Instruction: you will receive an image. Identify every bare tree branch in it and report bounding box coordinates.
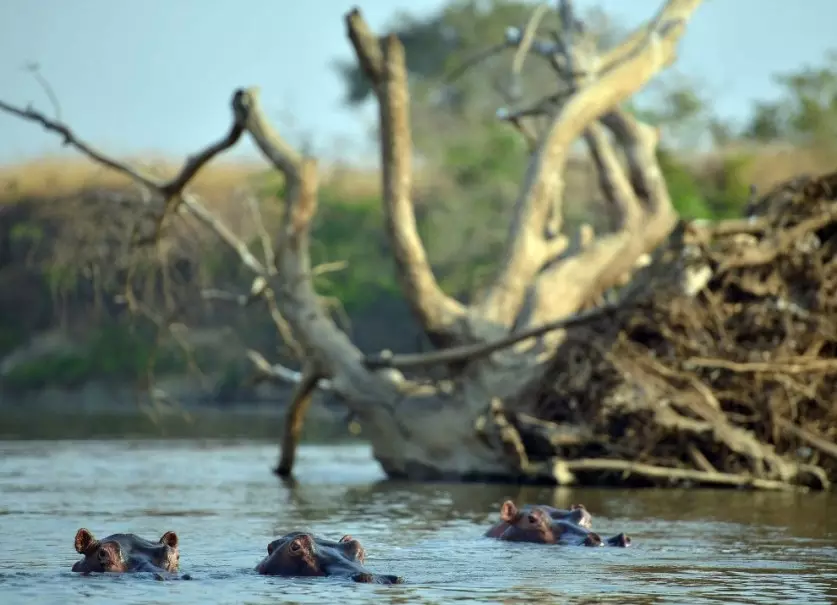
[179,192,267,275]
[346,13,468,346]
[509,3,552,101]
[364,289,637,370]
[23,62,62,121]
[0,95,266,276]
[234,88,376,393]
[244,191,277,273]
[476,0,700,328]
[583,123,643,229]
[275,361,324,477]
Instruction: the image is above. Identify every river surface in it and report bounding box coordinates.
[0,440,835,604]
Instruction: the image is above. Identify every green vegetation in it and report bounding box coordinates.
[2,323,187,391]
[311,188,401,310]
[4,0,837,393]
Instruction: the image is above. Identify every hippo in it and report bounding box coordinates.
[485,499,593,538]
[486,500,631,547]
[255,531,403,584]
[71,528,181,575]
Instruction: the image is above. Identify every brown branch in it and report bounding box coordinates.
[243,191,277,273]
[583,122,642,228]
[178,193,266,275]
[275,362,324,477]
[346,12,467,345]
[346,8,385,88]
[775,418,837,461]
[509,4,552,97]
[554,458,805,491]
[364,292,635,370]
[0,100,161,192]
[245,349,338,393]
[475,0,703,327]
[685,357,837,375]
[443,42,510,86]
[0,93,265,276]
[238,87,378,397]
[601,110,671,214]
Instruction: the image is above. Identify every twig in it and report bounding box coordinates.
[312,260,349,277]
[244,192,277,273]
[23,62,62,121]
[556,458,805,491]
[0,93,262,274]
[685,357,837,375]
[364,292,636,370]
[442,42,510,86]
[245,349,333,391]
[509,4,552,100]
[177,192,266,275]
[774,418,837,460]
[201,276,266,306]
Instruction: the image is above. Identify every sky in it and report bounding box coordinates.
[1,0,836,167]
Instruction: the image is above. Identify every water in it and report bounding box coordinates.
[0,440,835,604]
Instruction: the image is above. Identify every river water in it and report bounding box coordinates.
[0,439,834,604]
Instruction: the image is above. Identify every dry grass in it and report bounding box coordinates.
[1,144,836,211]
[0,156,260,204]
[685,142,837,193]
[0,155,431,206]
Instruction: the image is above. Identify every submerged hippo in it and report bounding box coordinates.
[255,532,403,584]
[72,528,181,575]
[485,500,593,538]
[486,500,631,547]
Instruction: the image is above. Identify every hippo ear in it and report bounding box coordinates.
[339,535,354,543]
[500,500,518,523]
[159,531,178,549]
[74,528,97,554]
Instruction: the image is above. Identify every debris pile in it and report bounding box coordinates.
[524,170,837,490]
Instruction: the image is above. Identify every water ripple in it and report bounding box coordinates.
[0,440,834,605]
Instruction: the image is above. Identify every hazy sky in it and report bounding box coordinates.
[1,0,836,166]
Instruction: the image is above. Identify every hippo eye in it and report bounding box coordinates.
[289,539,302,553]
[528,514,538,523]
[97,549,109,561]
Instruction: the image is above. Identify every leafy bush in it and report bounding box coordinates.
[1,323,187,391]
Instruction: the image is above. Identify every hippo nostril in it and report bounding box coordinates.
[351,572,375,583]
[381,574,404,585]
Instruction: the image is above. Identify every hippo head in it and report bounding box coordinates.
[255,532,402,584]
[498,501,556,543]
[71,528,180,573]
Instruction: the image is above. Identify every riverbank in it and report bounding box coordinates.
[0,378,354,441]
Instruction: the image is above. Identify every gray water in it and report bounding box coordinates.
[0,440,835,604]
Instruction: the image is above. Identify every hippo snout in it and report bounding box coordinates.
[606,532,632,547]
[351,572,404,584]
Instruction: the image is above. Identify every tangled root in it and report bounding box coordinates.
[505,170,837,490]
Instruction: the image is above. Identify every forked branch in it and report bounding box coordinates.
[0,94,265,276]
[346,9,467,347]
[475,0,702,328]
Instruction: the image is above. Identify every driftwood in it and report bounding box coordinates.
[516,172,837,491]
[10,1,830,491]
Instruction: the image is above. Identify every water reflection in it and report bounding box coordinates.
[0,440,834,605]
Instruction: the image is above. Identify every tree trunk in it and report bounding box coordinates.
[16,0,828,491]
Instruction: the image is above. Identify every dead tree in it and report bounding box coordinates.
[1,0,705,483]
